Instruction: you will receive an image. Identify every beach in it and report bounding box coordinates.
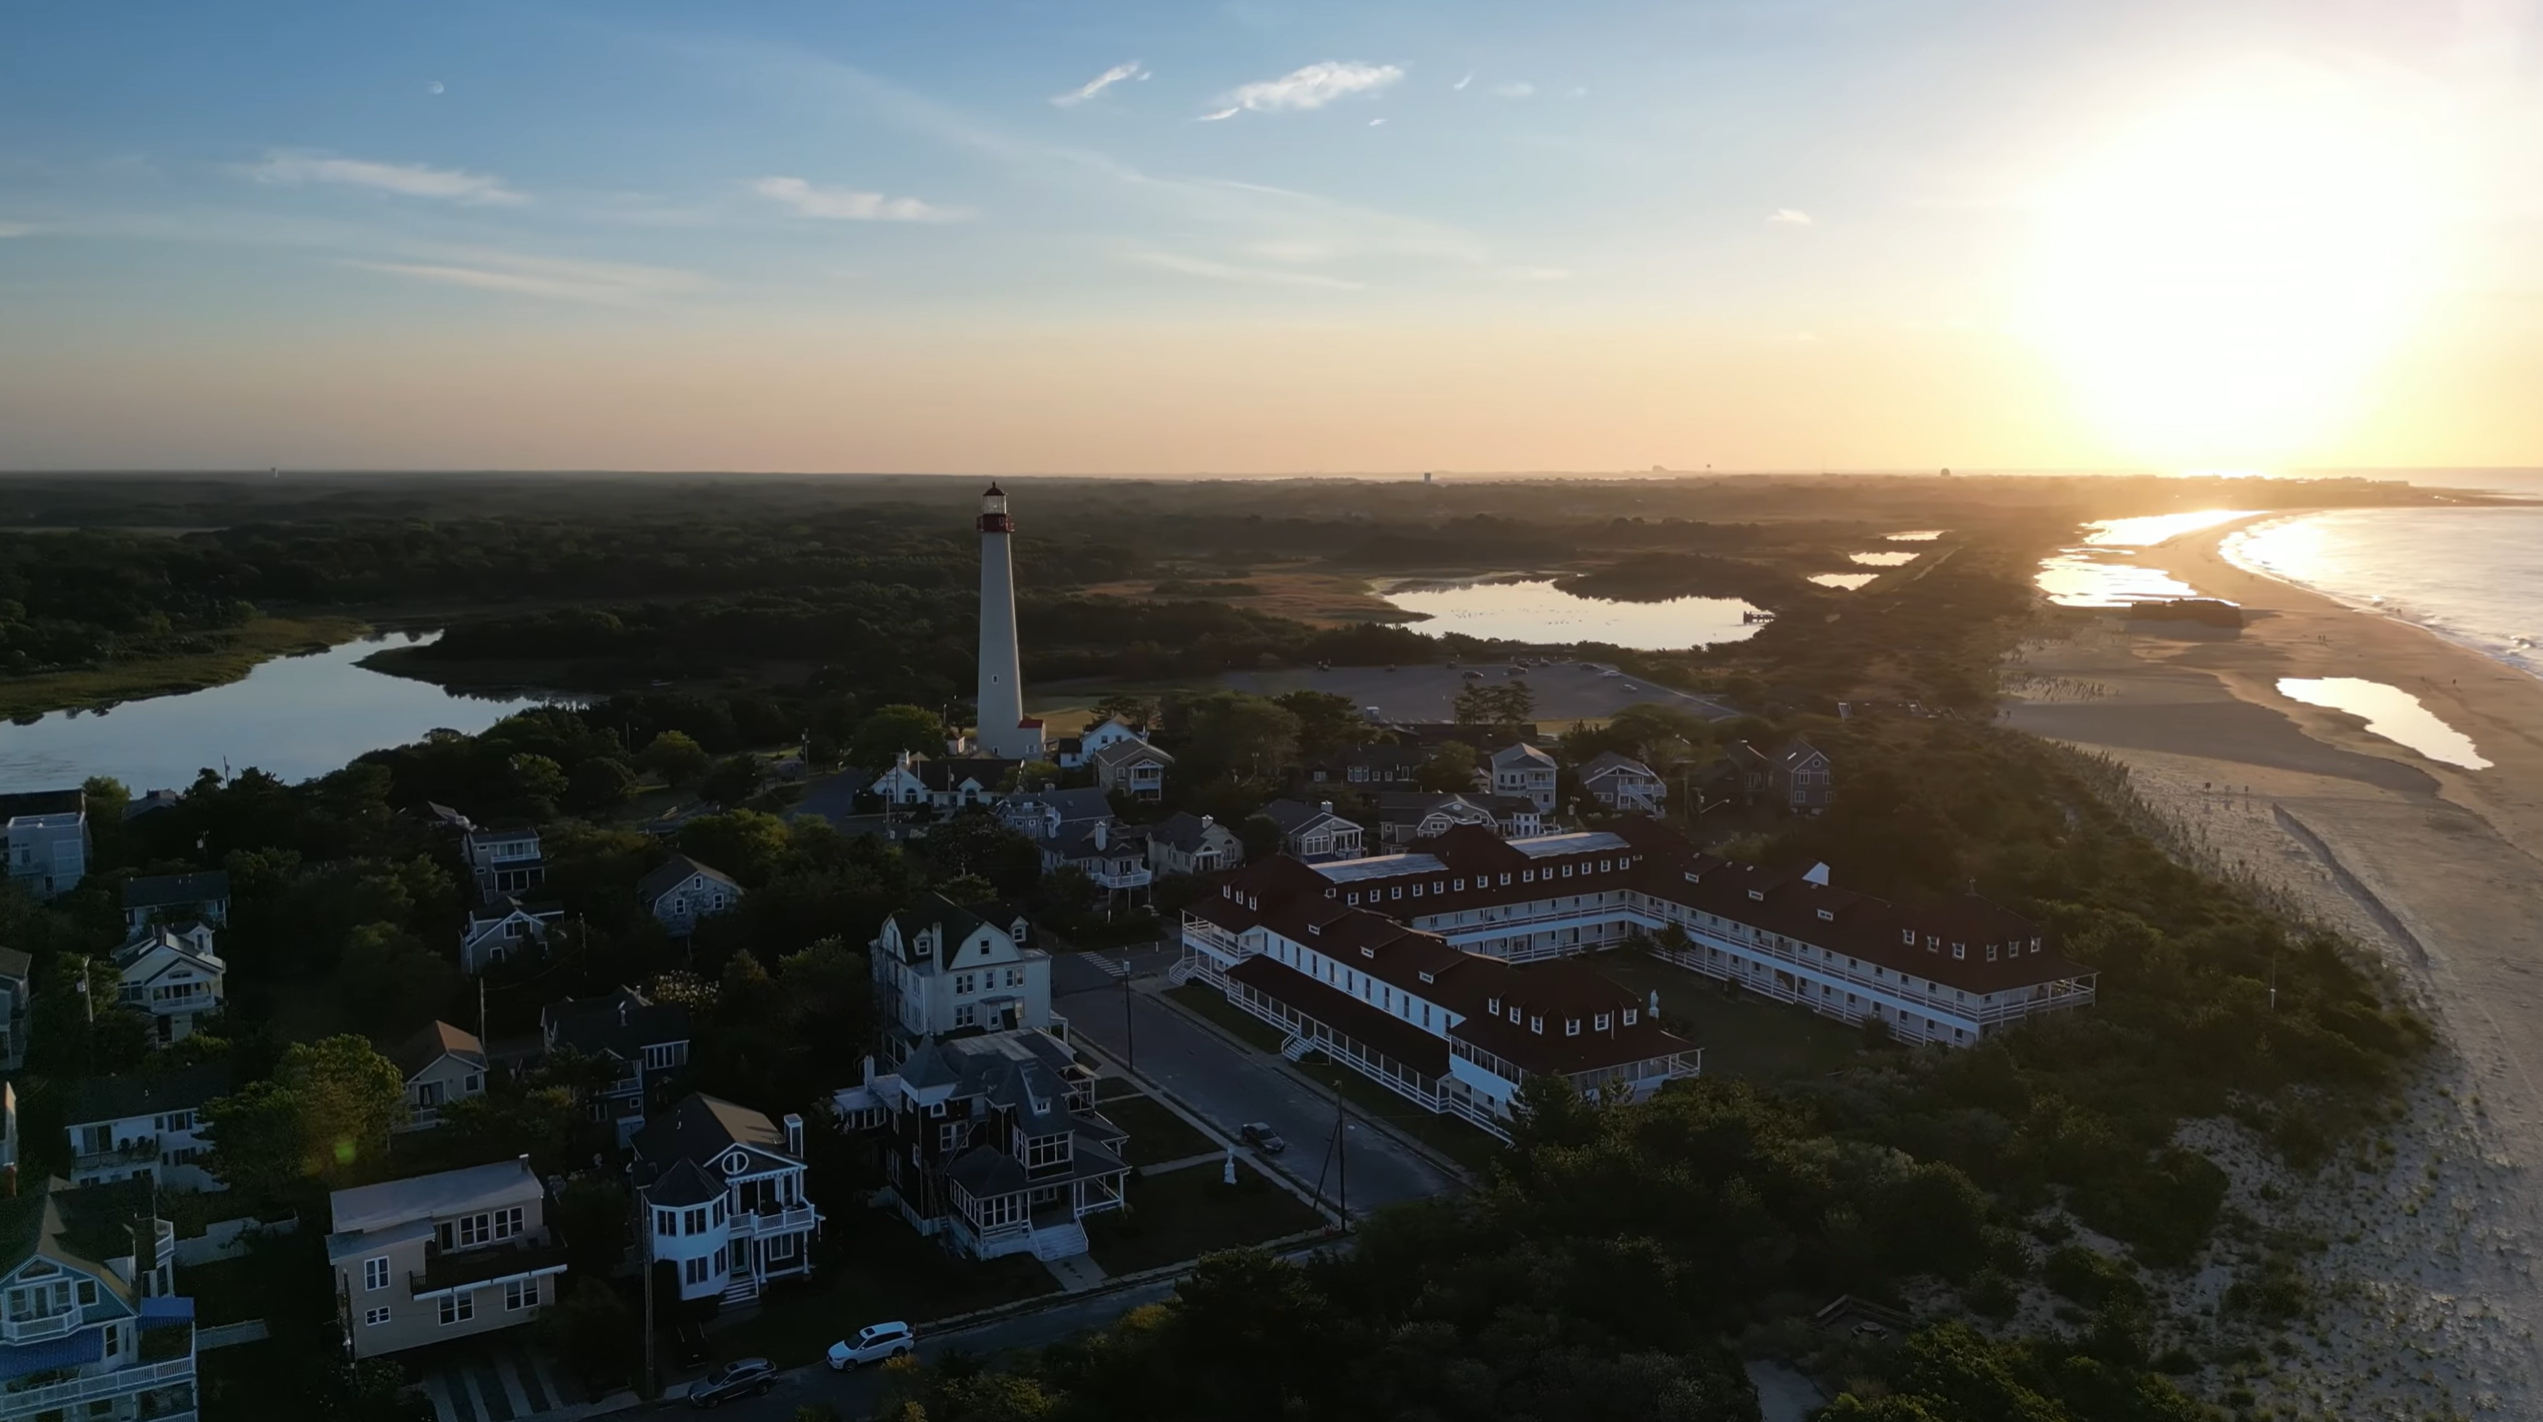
[2008,512,2543,1417]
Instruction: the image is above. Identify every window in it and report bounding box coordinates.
[1529,1015,1544,1034]
[684,1208,708,1235]
[643,1042,685,1072]
[1026,1133,1070,1169]
[1623,1008,1638,1025]
[656,1209,676,1238]
[465,1074,482,1093]
[938,1121,967,1153]
[953,1003,976,1028]
[493,1206,524,1240]
[1952,944,1966,960]
[365,1306,392,1327]
[440,1292,475,1326]
[506,1278,541,1311]
[363,1256,390,1292]
[955,973,977,995]
[684,1257,709,1286]
[1986,944,1999,962]
[1594,1012,1611,1031]
[713,1247,728,1277]
[1564,1018,1580,1036]
[77,1280,97,1306]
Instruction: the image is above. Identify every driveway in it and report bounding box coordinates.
[1052,953,1466,1216]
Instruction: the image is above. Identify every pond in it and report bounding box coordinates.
[1379,578,1766,651]
[2036,508,2254,607]
[1848,551,1919,567]
[2276,677,2491,770]
[1809,573,1880,590]
[0,633,565,795]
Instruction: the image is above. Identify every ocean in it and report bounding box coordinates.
[2221,472,2543,684]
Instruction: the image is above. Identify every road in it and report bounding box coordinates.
[686,1277,1181,1419]
[1050,949,1465,1215]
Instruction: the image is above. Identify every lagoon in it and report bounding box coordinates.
[1380,578,1765,651]
[0,634,560,795]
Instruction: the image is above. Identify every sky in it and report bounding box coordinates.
[3,0,2541,474]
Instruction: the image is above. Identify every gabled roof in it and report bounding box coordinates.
[1004,786,1113,826]
[463,825,541,849]
[1148,811,1228,852]
[329,1158,541,1238]
[1089,738,1174,769]
[542,986,690,1059]
[638,853,741,905]
[0,946,29,982]
[62,1063,232,1126]
[643,1157,724,1208]
[121,789,183,822]
[0,1176,157,1301]
[1048,821,1145,862]
[391,1021,487,1080]
[1489,743,1557,771]
[121,870,231,911]
[881,893,1008,965]
[883,757,1021,791]
[112,925,222,976]
[632,1092,791,1167]
[1578,751,1659,781]
[1260,799,1356,835]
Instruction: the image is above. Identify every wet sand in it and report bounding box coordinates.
[2008,513,2543,1417]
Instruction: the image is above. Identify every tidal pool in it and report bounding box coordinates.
[2276,677,2491,770]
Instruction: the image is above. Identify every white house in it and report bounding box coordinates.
[634,1095,820,1307]
[459,894,564,976]
[62,1063,230,1191]
[1578,752,1667,814]
[1488,744,1559,813]
[0,946,29,1072]
[2,788,88,899]
[871,752,1020,812]
[1375,792,1540,846]
[997,787,1114,842]
[872,894,1055,1051]
[327,1159,567,1360]
[1147,812,1242,878]
[463,827,546,896]
[638,855,743,936]
[113,923,226,1045]
[0,1172,192,1420]
[831,1029,1128,1263]
[1052,716,1147,770]
[119,871,231,937]
[392,1021,489,1132]
[1259,800,1366,861]
[1088,739,1173,801]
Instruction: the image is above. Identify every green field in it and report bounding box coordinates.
[0,615,369,720]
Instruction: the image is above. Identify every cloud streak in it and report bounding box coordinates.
[1053,61,1149,107]
[1134,251,1364,289]
[1769,208,1814,225]
[750,176,966,222]
[0,222,34,239]
[249,152,525,205]
[341,249,699,302]
[1491,82,1535,98]
[1200,61,1402,120]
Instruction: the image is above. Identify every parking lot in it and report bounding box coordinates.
[1225,660,1733,726]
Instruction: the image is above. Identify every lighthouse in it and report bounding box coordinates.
[973,484,1043,760]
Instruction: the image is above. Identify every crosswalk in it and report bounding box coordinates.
[420,1338,581,1422]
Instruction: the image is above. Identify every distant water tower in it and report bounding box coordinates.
[1422,471,1433,484]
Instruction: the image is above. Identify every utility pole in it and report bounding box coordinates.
[1120,961,1137,1072]
[478,975,487,1049]
[642,1208,657,1401]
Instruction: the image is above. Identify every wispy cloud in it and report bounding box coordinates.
[1491,82,1535,99]
[750,176,966,222]
[1134,251,1364,290]
[1769,208,1814,225]
[1052,61,1149,107]
[1453,72,1474,91]
[1200,61,1402,120]
[249,152,525,205]
[341,249,699,302]
[0,223,34,239]
[1504,266,1572,281]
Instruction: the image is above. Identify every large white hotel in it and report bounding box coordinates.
[1177,819,2095,1137]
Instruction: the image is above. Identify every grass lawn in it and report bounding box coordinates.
[1085,1162,1330,1277]
[0,614,370,719]
[1091,1088,1222,1166]
[1590,952,1868,1085]
[713,1209,1058,1369]
[1285,1057,1506,1175]
[1163,984,1288,1053]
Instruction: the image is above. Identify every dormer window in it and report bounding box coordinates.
[1507,1004,1522,1024]
[1986,944,1999,961]
[1486,996,1500,1014]
[1594,1012,1611,1031]
[1324,888,1336,899]
[1529,1015,1544,1034]
[1747,889,1764,901]
[2031,936,2043,952]
[1360,947,1374,960]
[1348,893,1360,905]
[1817,909,1835,922]
[1453,878,1465,891]
[1900,929,1915,945]
[1952,943,1966,960]
[1419,971,1435,984]
[1623,1008,1638,1025]
[1564,1018,1580,1036]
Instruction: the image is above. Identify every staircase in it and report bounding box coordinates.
[1164,957,1199,989]
[719,1275,762,1307]
[1031,1223,1089,1260]
[1280,1033,1317,1062]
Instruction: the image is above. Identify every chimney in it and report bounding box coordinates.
[783,1113,805,1159]
[1093,821,1108,851]
[1320,801,1333,815]
[1201,815,1214,829]
[618,999,630,1027]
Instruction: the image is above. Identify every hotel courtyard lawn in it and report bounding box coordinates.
[1084,1161,1331,1278]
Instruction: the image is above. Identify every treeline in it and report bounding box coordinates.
[0,530,261,675]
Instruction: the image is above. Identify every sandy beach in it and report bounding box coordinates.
[2008,512,2543,1418]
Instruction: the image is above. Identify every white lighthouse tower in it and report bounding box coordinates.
[973,483,1042,760]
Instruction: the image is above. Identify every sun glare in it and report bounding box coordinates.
[2034,71,2441,465]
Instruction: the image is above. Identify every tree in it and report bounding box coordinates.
[848,705,945,769]
[566,756,640,813]
[1413,740,1480,793]
[700,754,764,807]
[441,1086,588,1175]
[541,1279,637,1393]
[1455,681,1535,729]
[919,810,1042,896]
[509,752,569,809]
[641,730,711,787]
[1173,691,1301,783]
[204,1035,408,1197]
[1273,690,1374,759]
[673,810,795,887]
[1088,694,1154,733]
[334,923,459,1036]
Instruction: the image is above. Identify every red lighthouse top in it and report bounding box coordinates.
[977,483,1013,534]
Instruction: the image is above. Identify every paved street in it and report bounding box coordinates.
[686,1278,1182,1420]
[1051,950,1466,1216]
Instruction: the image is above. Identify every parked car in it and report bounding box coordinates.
[828,1321,917,1370]
[1240,1122,1287,1153]
[1462,670,1485,681]
[687,1358,776,1407]
[1621,683,1638,691]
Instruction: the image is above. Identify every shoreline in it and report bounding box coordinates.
[0,614,372,721]
[2007,514,2543,1416]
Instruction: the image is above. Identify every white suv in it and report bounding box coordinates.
[827,1321,916,1370]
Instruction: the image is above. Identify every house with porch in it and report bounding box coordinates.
[463,827,546,897]
[1042,819,1152,904]
[113,923,226,1045]
[1488,744,1560,812]
[1088,739,1173,801]
[540,987,693,1146]
[0,946,29,1072]
[1051,716,1147,771]
[62,1064,230,1191]
[871,752,1020,812]
[997,786,1114,842]
[1578,752,1668,814]
[0,1174,193,1422]
[1306,742,1425,790]
[1260,799,1366,862]
[633,1095,820,1307]
[1713,739,1834,814]
[2,788,88,899]
[1146,812,1242,878]
[327,1158,566,1360]
[872,894,1055,1052]
[638,855,743,936]
[459,892,563,975]
[119,872,231,937]
[1375,791,1541,847]
[831,1029,1128,1263]
[392,1021,489,1132]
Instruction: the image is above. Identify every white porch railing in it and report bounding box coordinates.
[728,1204,817,1238]
[0,1356,195,1417]
[0,1311,74,1343]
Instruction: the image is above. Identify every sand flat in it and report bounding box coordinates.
[2007,513,2543,1412]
